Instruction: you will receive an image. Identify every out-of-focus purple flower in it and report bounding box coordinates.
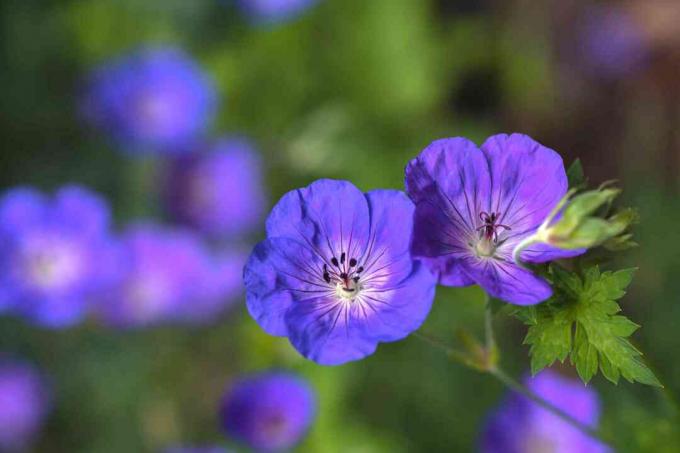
[576,5,649,79]
[244,179,436,365]
[81,47,217,153]
[480,370,610,453]
[0,359,51,451]
[164,137,266,239]
[220,372,315,452]
[98,224,243,328]
[163,446,231,453]
[405,133,583,306]
[236,0,319,24]
[0,186,115,328]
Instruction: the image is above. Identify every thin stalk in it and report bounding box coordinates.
[414,329,612,447]
[488,367,606,443]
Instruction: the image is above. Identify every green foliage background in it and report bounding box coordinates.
[1,0,679,451]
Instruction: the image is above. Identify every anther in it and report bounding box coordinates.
[331,257,339,267]
[340,272,348,279]
[356,266,364,273]
[323,273,331,283]
[340,252,345,264]
[349,258,357,267]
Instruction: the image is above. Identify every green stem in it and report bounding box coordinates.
[487,367,606,443]
[415,328,612,447]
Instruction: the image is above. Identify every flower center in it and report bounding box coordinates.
[322,251,364,300]
[473,210,511,257]
[22,239,82,291]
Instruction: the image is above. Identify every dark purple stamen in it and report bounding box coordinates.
[477,211,512,243]
[322,250,364,292]
[349,258,357,267]
[331,257,339,267]
[340,252,345,264]
[356,266,364,273]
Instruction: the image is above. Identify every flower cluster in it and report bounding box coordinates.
[481,370,610,453]
[244,133,582,366]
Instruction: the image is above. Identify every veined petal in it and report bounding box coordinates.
[519,242,586,264]
[285,297,379,366]
[266,179,370,264]
[244,237,329,337]
[480,134,568,236]
[361,190,415,286]
[405,138,491,283]
[462,258,552,305]
[418,256,475,287]
[357,261,435,342]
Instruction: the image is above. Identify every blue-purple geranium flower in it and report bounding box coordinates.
[481,370,610,453]
[164,136,266,239]
[405,133,583,305]
[0,358,51,451]
[220,372,315,452]
[81,47,217,153]
[98,224,243,328]
[244,179,436,365]
[0,185,116,327]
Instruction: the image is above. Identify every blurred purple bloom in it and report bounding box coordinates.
[577,6,649,79]
[0,185,115,328]
[98,224,243,328]
[244,179,436,365]
[480,370,610,453]
[220,372,315,452]
[164,137,266,239]
[405,133,583,305]
[82,47,217,153]
[236,0,319,24]
[0,359,51,451]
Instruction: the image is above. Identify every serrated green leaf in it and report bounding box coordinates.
[517,265,661,387]
[573,323,598,383]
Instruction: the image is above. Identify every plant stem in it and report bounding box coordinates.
[414,328,612,447]
[487,367,606,443]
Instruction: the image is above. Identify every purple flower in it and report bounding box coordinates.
[405,133,583,305]
[98,224,242,328]
[244,179,436,365]
[0,359,51,451]
[480,370,610,453]
[164,137,266,239]
[236,0,319,24]
[577,5,649,79]
[220,372,315,452]
[82,47,217,153]
[0,185,115,327]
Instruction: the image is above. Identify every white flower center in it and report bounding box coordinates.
[334,279,362,300]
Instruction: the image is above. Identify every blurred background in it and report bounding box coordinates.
[1,0,680,451]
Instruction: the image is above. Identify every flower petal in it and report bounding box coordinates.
[266,179,370,263]
[244,237,329,337]
[52,185,111,238]
[361,190,415,286]
[462,258,552,305]
[480,133,568,236]
[405,138,491,283]
[519,242,586,264]
[357,261,436,342]
[285,297,379,366]
[418,257,476,287]
[0,188,46,237]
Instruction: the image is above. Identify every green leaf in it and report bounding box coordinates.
[517,266,662,387]
[566,158,586,188]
